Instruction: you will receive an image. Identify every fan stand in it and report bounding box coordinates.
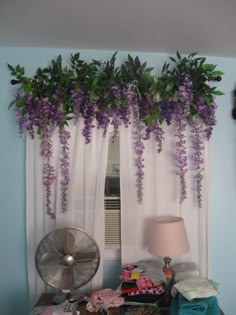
[52,289,84,305]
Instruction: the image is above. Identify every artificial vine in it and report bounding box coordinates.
[8,52,224,217]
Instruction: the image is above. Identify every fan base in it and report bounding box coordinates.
[52,290,84,304]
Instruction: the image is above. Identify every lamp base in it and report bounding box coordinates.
[163,256,173,286]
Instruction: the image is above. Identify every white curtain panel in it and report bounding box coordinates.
[26,120,109,308]
[120,122,210,277]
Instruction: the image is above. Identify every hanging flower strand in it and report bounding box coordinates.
[191,121,205,208]
[174,104,188,204]
[127,84,145,203]
[41,126,56,219]
[175,73,194,204]
[8,52,224,216]
[59,127,71,213]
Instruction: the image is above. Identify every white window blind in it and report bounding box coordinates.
[105,197,121,248]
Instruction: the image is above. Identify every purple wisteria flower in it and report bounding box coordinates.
[13,93,70,218]
[71,89,96,143]
[59,127,71,213]
[191,121,205,208]
[173,73,194,204]
[110,84,130,140]
[196,96,217,140]
[144,121,164,154]
[40,126,56,219]
[96,110,110,136]
[127,84,146,203]
[160,100,175,125]
[71,89,84,121]
[174,105,188,204]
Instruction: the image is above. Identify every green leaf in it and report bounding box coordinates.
[7,64,15,72]
[204,95,211,106]
[135,56,141,67]
[169,57,176,62]
[211,70,224,76]
[188,52,198,58]
[144,114,153,128]
[202,64,216,71]
[57,55,62,65]
[166,81,174,92]
[89,90,94,102]
[212,90,225,96]
[145,67,154,73]
[128,54,133,64]
[176,51,181,60]
[66,116,74,121]
[8,100,16,109]
[91,78,98,89]
[162,62,167,73]
[16,64,21,72]
[199,58,206,66]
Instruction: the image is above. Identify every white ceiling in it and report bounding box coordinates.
[1,0,236,58]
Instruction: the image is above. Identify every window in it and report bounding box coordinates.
[104,134,121,259]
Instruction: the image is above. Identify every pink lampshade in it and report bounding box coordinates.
[148,216,190,257]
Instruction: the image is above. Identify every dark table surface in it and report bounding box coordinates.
[35,293,225,315]
[35,293,168,314]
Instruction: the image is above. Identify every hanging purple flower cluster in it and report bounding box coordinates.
[191,121,205,208]
[160,100,175,125]
[190,97,217,208]
[41,126,56,219]
[71,90,96,143]
[174,103,188,204]
[59,127,71,213]
[127,84,146,203]
[196,96,217,140]
[14,92,69,217]
[173,74,193,204]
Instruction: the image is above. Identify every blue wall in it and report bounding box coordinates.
[0,47,235,315]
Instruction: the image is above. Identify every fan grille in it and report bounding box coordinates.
[35,227,100,291]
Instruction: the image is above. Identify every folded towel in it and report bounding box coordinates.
[205,296,221,315]
[178,294,208,315]
[170,294,221,315]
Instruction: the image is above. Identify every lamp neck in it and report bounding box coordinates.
[163,256,173,287]
[163,256,172,269]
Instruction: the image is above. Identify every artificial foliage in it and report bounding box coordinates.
[8,52,224,218]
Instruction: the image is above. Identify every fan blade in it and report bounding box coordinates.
[43,262,64,285]
[40,252,62,265]
[61,230,75,255]
[72,263,95,287]
[72,235,97,256]
[42,237,63,255]
[74,251,97,263]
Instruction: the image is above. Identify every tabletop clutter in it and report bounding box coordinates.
[37,260,222,315]
[85,260,221,315]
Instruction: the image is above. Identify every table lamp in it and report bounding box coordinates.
[148,216,190,285]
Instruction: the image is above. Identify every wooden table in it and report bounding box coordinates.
[35,293,168,314]
[35,293,225,315]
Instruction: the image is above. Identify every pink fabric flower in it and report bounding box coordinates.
[136,275,153,289]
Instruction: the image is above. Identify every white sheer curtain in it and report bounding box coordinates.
[26,120,109,308]
[120,122,210,277]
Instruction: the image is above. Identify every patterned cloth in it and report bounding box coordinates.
[128,284,164,296]
[86,288,125,312]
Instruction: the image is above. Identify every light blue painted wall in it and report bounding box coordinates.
[0,47,235,315]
